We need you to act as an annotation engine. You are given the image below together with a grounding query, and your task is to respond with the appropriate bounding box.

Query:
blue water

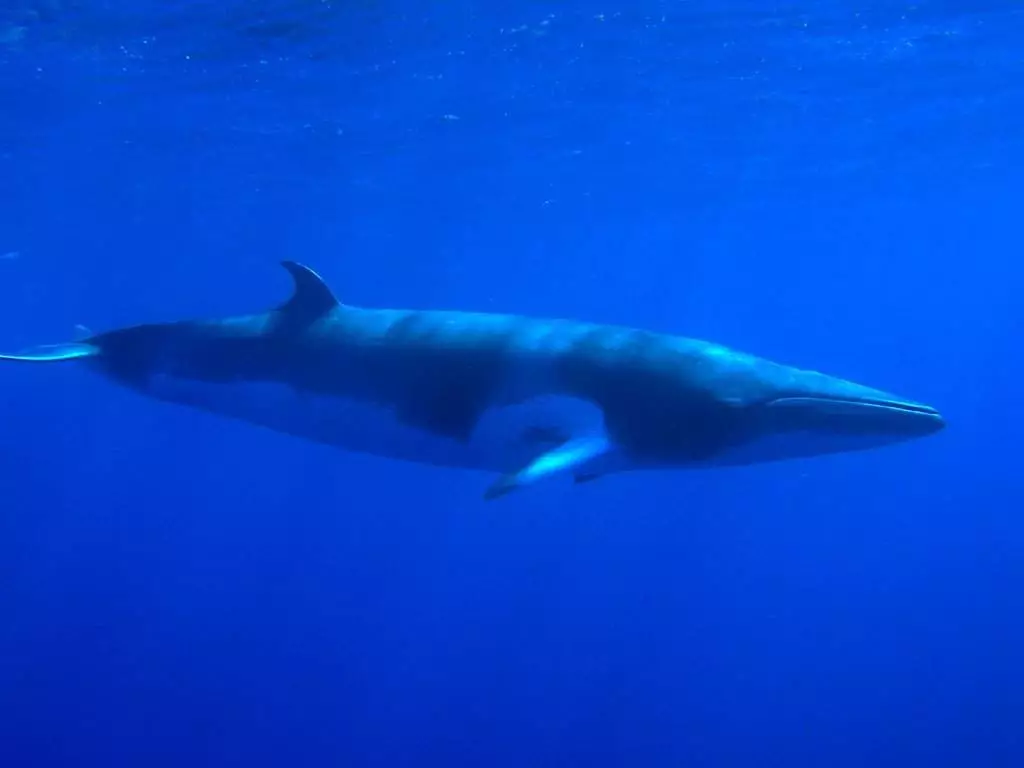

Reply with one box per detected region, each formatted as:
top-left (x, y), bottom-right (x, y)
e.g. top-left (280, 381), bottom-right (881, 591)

top-left (1, 1), bottom-right (1021, 765)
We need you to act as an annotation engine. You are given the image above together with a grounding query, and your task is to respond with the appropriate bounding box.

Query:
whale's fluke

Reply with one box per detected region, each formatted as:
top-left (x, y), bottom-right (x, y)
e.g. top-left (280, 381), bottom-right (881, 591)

top-left (0, 342), bottom-right (98, 363)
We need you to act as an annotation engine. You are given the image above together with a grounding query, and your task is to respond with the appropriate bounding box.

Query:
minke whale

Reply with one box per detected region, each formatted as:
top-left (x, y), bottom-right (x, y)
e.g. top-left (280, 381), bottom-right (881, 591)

top-left (0, 262), bottom-right (944, 499)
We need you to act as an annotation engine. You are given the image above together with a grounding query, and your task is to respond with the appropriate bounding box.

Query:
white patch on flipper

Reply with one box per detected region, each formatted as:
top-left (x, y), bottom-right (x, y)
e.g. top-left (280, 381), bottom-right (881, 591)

top-left (485, 435), bottom-right (614, 500)
top-left (471, 394), bottom-right (606, 447)
top-left (144, 375), bottom-right (627, 477)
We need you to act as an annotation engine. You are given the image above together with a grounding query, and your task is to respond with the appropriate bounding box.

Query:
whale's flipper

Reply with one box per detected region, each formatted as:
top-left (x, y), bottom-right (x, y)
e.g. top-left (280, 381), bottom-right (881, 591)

top-left (0, 342), bottom-right (98, 363)
top-left (484, 436), bottom-right (611, 501)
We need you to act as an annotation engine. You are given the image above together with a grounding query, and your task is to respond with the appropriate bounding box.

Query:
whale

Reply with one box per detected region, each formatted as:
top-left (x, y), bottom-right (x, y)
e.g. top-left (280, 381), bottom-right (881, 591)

top-left (0, 262), bottom-right (944, 499)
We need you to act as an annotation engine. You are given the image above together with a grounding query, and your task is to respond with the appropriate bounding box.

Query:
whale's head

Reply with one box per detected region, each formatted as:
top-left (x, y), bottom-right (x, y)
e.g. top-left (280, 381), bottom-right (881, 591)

top-left (715, 364), bottom-right (945, 465)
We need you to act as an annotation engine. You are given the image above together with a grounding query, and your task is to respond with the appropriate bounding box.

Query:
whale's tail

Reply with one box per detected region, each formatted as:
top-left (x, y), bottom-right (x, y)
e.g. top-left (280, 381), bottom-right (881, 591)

top-left (0, 342), bottom-right (98, 363)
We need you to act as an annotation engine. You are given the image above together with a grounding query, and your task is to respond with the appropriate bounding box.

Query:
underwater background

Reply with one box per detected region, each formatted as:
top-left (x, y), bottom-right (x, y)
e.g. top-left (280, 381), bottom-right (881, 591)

top-left (0, 1), bottom-right (1021, 765)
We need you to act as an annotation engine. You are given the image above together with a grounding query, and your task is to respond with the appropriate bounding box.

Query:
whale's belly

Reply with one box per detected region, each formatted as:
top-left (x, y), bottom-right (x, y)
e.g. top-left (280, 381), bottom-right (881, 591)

top-left (145, 374), bottom-right (615, 474)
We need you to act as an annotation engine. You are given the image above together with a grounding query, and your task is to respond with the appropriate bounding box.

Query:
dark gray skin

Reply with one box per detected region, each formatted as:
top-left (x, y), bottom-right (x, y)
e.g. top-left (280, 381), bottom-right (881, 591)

top-left (0, 262), bottom-right (945, 496)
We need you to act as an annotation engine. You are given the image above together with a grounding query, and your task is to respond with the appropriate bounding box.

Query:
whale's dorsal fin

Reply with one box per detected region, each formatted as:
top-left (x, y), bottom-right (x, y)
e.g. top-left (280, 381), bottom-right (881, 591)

top-left (279, 261), bottom-right (338, 315)
top-left (274, 261), bottom-right (340, 331)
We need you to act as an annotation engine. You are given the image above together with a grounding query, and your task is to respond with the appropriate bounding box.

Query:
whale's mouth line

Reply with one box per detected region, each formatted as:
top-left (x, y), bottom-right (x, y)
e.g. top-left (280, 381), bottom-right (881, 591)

top-left (766, 395), bottom-right (940, 415)
top-left (762, 396), bottom-right (946, 436)
top-left (829, 397), bottom-right (940, 417)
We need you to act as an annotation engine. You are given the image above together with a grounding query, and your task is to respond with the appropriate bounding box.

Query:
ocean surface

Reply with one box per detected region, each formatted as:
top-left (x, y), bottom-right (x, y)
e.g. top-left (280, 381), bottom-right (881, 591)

top-left (1, 1), bottom-right (1021, 766)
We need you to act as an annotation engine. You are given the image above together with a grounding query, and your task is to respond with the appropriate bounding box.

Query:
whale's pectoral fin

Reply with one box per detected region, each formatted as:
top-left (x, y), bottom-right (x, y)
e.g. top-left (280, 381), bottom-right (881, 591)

top-left (484, 436), bottom-right (611, 501)
top-left (0, 342), bottom-right (98, 363)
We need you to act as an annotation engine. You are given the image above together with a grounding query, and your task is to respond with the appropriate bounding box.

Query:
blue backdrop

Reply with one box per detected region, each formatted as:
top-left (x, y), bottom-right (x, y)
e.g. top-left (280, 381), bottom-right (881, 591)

top-left (1, 1), bottom-right (1021, 766)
